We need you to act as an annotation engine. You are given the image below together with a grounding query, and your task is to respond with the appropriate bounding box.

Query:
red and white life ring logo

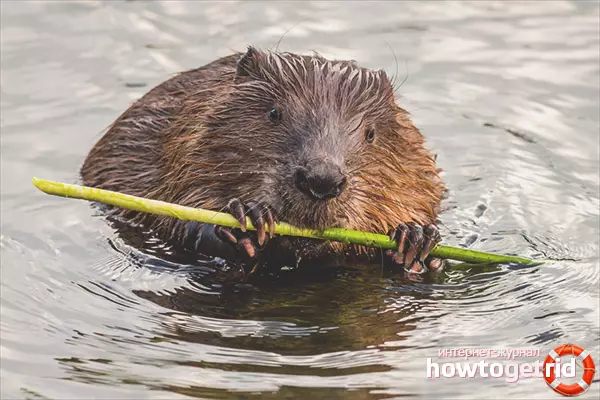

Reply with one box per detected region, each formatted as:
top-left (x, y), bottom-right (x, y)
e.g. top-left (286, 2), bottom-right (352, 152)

top-left (543, 344), bottom-right (596, 397)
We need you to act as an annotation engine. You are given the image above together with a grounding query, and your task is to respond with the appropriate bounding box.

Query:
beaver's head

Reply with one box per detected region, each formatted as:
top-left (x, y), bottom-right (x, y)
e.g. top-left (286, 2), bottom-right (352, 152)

top-left (179, 47), bottom-right (443, 235)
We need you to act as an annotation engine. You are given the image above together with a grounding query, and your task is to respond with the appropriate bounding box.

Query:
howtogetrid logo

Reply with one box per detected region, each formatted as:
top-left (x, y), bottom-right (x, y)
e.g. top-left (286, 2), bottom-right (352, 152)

top-left (543, 344), bottom-right (596, 397)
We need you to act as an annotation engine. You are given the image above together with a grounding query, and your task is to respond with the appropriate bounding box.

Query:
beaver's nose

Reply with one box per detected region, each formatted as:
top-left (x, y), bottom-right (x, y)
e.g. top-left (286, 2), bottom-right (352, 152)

top-left (295, 163), bottom-right (347, 200)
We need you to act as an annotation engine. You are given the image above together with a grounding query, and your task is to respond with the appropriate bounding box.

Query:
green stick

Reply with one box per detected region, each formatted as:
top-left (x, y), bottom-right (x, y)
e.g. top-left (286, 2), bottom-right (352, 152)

top-left (31, 177), bottom-right (541, 266)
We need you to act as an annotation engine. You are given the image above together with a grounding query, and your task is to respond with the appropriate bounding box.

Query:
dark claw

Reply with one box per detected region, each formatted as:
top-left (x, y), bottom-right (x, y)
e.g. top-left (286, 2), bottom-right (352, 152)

top-left (404, 224), bottom-right (424, 267)
top-left (420, 224), bottom-right (441, 262)
top-left (420, 224), bottom-right (443, 273)
top-left (247, 201), bottom-right (266, 246)
top-left (228, 198), bottom-right (247, 232)
top-left (265, 207), bottom-right (277, 239)
top-left (238, 237), bottom-right (256, 259)
top-left (215, 226), bottom-right (238, 244)
top-left (390, 223), bottom-right (409, 264)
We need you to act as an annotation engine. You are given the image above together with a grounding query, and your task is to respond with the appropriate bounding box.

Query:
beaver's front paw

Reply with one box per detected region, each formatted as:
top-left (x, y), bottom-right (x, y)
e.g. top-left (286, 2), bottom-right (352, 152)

top-left (214, 198), bottom-right (277, 263)
top-left (386, 223), bottom-right (443, 273)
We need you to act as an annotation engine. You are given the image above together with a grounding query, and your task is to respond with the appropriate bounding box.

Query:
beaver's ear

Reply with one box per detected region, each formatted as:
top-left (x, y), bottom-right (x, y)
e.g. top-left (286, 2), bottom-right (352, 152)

top-left (376, 69), bottom-right (395, 95)
top-left (377, 69), bottom-right (392, 85)
top-left (236, 46), bottom-right (261, 77)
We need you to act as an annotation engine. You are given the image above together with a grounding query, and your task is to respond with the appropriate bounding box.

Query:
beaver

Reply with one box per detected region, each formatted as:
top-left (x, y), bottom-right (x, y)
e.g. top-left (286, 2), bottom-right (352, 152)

top-left (81, 46), bottom-right (446, 275)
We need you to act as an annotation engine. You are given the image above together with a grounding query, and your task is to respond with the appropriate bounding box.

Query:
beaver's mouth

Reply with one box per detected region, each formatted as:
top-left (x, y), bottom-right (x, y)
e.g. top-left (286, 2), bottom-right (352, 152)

top-left (267, 174), bottom-right (351, 231)
top-left (277, 198), bottom-right (349, 231)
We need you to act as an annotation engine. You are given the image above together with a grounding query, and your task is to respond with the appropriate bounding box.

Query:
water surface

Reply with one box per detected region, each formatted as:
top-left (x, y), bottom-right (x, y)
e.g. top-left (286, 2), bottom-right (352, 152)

top-left (1, 1), bottom-right (599, 399)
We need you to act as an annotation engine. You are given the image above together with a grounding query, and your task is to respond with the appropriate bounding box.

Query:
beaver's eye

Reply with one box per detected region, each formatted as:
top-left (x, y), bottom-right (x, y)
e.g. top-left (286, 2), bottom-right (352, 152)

top-left (365, 128), bottom-right (376, 143)
top-left (268, 107), bottom-right (282, 124)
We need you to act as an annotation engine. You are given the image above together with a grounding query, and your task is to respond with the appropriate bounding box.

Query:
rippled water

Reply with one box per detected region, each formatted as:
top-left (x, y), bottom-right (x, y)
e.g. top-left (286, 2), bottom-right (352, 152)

top-left (2, 1), bottom-right (599, 399)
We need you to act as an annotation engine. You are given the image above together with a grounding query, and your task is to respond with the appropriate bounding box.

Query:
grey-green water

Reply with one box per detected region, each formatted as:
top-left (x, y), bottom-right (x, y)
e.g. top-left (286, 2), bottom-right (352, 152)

top-left (1, 1), bottom-right (599, 399)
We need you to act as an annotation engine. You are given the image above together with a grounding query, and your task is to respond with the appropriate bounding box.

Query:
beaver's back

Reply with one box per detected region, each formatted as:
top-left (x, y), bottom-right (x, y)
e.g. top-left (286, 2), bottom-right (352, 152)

top-left (81, 54), bottom-right (238, 197)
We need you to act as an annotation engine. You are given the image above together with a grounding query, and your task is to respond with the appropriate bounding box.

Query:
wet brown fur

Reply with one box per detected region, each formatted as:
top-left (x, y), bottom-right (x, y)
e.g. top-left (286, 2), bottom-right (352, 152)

top-left (81, 47), bottom-right (445, 266)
